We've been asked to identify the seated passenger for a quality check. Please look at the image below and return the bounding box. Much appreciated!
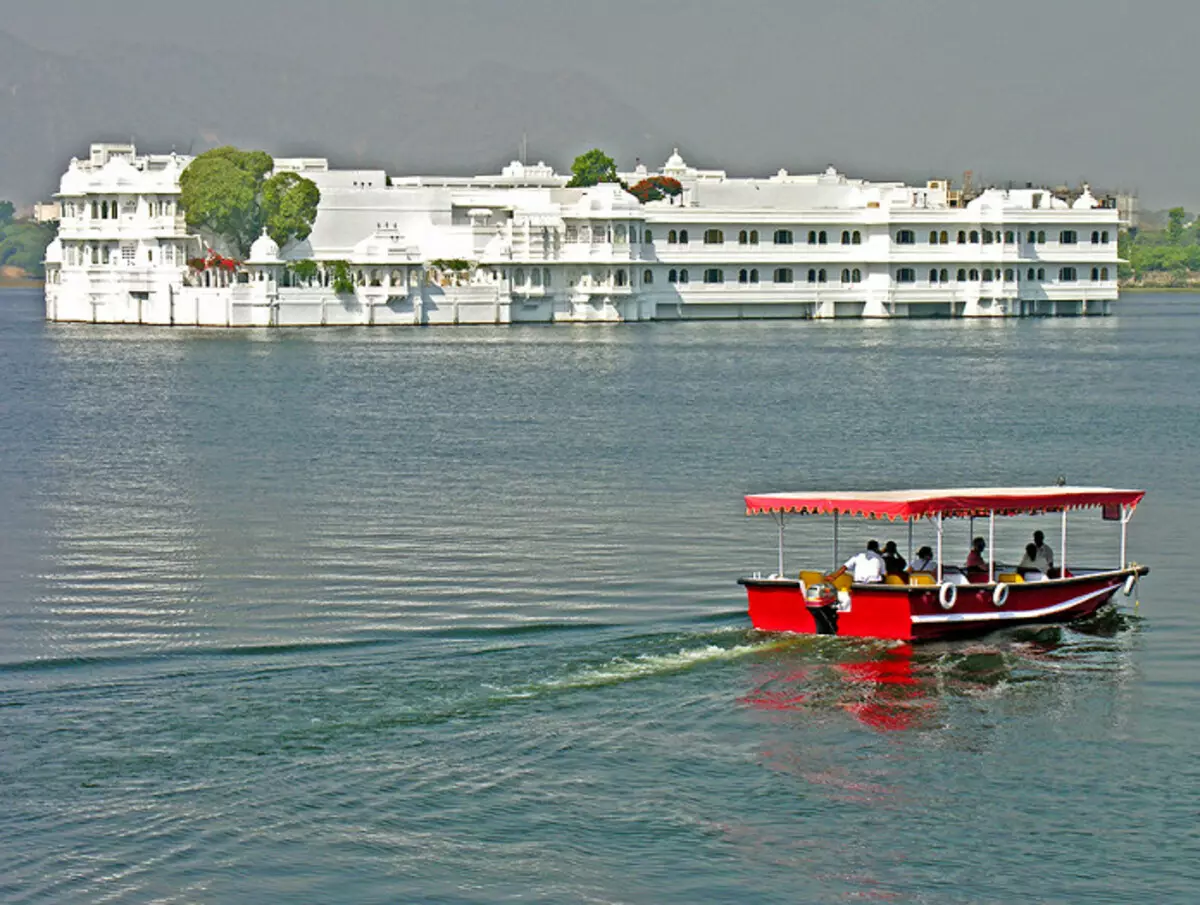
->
[908,545,935,574]
[1017,542,1041,576]
[827,540,886,584]
[964,536,990,580]
[881,540,907,578]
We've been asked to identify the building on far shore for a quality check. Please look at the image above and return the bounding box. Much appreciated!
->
[44,142,1122,327]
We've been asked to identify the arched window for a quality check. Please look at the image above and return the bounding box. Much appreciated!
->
[982,269,993,281]
[896,230,916,245]
[1090,267,1099,281]
[629,227,638,244]
[750,269,759,283]
[957,230,967,244]
[853,231,862,244]
[643,269,654,284]
[1101,266,1109,279]
[818,268,827,282]
[615,225,627,243]
[775,268,794,283]
[1060,230,1077,244]
[957,269,967,282]
[843,268,852,283]
[738,230,748,245]
[807,230,817,244]
[842,230,852,245]
[1037,268,1045,280]
[896,268,916,283]
[514,268,525,286]
[818,231,828,245]
[1027,230,1036,244]
[939,230,948,244]
[739,268,749,283]
[749,230,759,244]
[91,200,99,219]
[852,268,862,282]
[1004,268,1014,281]
[1102,231,1109,244]
[969,269,980,281]
[679,268,689,283]
[929,230,939,245]
[644,229,653,243]
[101,200,109,219]
[615,270,627,286]
[1005,231,1015,243]
[1037,230,1046,243]
[679,229,689,244]
[1059,267,1077,281]
[668,269,678,283]
[1092,230,1101,244]
[939,268,949,283]
[969,230,980,244]
[704,229,724,244]
[703,268,723,283]
[983,230,993,244]
[929,268,939,283]
[775,230,794,245]
[807,269,817,283]
[1027,268,1036,281]
[668,229,677,244]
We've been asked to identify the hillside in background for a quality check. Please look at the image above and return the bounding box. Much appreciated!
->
[0,30,664,203]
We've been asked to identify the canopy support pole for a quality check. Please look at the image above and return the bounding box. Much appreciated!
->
[832,512,840,572]
[988,510,995,583]
[1120,505,1130,567]
[907,519,914,562]
[936,514,944,583]
[1060,509,1068,579]
[776,513,785,577]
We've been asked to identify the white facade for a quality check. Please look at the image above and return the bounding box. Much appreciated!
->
[45,143,1122,327]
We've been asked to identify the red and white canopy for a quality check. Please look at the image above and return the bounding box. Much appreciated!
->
[744,487,1145,520]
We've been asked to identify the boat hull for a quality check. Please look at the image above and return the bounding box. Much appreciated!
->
[738,567,1148,641]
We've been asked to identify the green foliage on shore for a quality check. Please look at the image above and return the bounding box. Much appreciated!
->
[0,214,56,279]
[0,200,14,225]
[328,260,355,295]
[1121,207,1200,282]
[566,149,619,188]
[180,147,320,257]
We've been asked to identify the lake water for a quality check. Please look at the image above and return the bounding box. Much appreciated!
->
[1,289,1197,903]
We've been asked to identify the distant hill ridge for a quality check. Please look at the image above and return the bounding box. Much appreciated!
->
[0,29,663,203]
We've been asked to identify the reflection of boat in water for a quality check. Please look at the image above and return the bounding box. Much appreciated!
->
[738,487,1149,641]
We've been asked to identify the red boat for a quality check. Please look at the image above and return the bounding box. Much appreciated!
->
[738,487,1148,641]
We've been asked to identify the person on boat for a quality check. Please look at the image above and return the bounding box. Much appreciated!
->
[964,537,989,579]
[1032,531,1056,576]
[881,540,907,577]
[1017,542,1042,577]
[908,546,935,574]
[827,540,886,584]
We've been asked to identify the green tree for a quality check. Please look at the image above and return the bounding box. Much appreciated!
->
[566,149,619,188]
[1166,207,1186,245]
[179,147,319,256]
[262,172,321,247]
[0,200,14,225]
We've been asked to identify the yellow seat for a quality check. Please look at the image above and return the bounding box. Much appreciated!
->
[799,570,826,587]
[831,573,854,591]
[998,572,1024,583]
[909,571,936,585]
[884,574,907,586]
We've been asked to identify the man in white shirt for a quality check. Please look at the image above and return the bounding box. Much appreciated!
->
[828,540,886,584]
[1033,530,1054,572]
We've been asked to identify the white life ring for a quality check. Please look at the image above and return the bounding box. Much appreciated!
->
[1122,574,1137,597]
[992,583,1009,608]
[938,582,957,610]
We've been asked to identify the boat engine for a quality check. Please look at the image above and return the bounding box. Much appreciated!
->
[804,581,840,635]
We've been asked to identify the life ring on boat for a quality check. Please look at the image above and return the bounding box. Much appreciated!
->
[1122,574,1137,597]
[992,583,1009,608]
[938,582,957,610]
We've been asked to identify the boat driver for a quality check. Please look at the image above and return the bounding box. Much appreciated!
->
[827,540,886,584]
[1032,530,1055,574]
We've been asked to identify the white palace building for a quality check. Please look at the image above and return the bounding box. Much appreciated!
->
[44,142,1122,327]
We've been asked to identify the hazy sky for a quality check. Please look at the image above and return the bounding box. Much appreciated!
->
[3,0,1196,206]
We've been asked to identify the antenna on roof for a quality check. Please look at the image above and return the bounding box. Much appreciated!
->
[520,132,527,165]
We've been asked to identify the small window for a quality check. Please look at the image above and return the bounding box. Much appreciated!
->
[983,268,993,281]
[1027,268,1036,280]
[939,268,948,282]
[704,229,724,244]
[750,268,760,283]
[1059,267,1077,281]
[643,269,654,284]
[957,268,967,282]
[928,230,938,245]
[515,268,525,286]
[1037,230,1046,243]
[679,269,689,283]
[928,268,938,283]
[1101,267,1109,279]
[1037,267,1045,280]
[615,269,628,287]
[749,230,759,244]
[807,230,817,244]
[1102,231,1109,244]
[939,231,948,244]
[1091,267,1099,281]
[896,268,916,283]
[644,229,653,243]
[668,269,678,283]
[896,230,916,245]
[738,230,748,245]
[738,268,749,283]
[1004,268,1014,281]
[1005,230,1015,243]
[1027,230,1036,244]
[668,229,677,244]
[775,230,794,245]
[807,269,817,284]
[818,231,828,245]
[968,268,979,281]
[852,231,862,245]
[957,230,967,244]
[703,268,723,283]
[679,230,689,244]
[969,230,980,244]
[818,269,827,283]
[983,230,994,244]
[775,268,794,283]
[1060,230,1077,244]
[842,230,852,245]
[852,268,862,282]
[842,268,852,283]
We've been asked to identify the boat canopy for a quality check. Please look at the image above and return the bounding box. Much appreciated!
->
[744,487,1145,520]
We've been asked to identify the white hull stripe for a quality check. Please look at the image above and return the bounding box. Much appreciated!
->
[911,583,1117,625]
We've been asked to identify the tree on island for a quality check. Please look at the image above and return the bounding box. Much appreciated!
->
[566,149,620,187]
[0,200,14,225]
[179,147,320,257]
[628,176,683,204]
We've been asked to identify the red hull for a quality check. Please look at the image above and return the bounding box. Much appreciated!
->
[740,568,1147,641]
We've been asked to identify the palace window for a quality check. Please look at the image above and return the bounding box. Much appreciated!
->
[1004,268,1014,281]
[739,268,749,283]
[668,229,678,244]
[514,268,525,286]
[852,269,861,282]
[928,268,939,283]
[939,268,948,282]
[969,230,980,244]
[1059,267,1077,281]
[615,225,627,243]
[983,269,993,281]
[957,230,967,244]
[565,226,578,242]
[1005,230,1015,244]
[1037,267,1046,280]
[1102,231,1109,243]
[775,230,794,245]
[749,230,759,244]
[704,229,724,244]
[1027,268,1036,280]
[957,268,968,281]
[819,230,828,244]
[750,268,760,283]
[644,229,653,243]
[929,230,938,245]
[543,269,551,287]
[807,269,817,283]
[983,230,994,244]
[843,268,852,283]
[895,230,916,245]
[679,229,689,244]
[1037,230,1046,243]
[1091,267,1100,281]
[1101,266,1109,279]
[807,230,817,244]
[616,270,628,287]
[969,268,980,281]
[818,269,827,283]
[738,230,748,245]
[775,268,794,283]
[896,268,916,283]
[703,268,723,283]
[121,246,136,265]
[1027,230,1036,244]
[643,269,654,284]
[679,269,689,283]
[1060,230,1077,244]
[851,231,861,244]
[939,230,948,244]
[668,269,678,283]
[842,230,852,245]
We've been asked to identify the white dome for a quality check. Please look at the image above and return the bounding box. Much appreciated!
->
[248,230,281,264]
[44,237,63,265]
[665,147,686,169]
